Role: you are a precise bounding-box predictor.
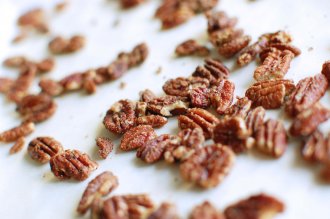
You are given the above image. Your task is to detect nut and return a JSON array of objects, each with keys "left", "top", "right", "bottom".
[
  {"left": 190, "top": 201, "right": 225, "bottom": 219},
  {"left": 18, "top": 8, "right": 49, "bottom": 33},
  {"left": 0, "top": 122, "right": 35, "bottom": 143},
  {"left": 245, "top": 79, "right": 295, "bottom": 109},
  {"left": 96, "top": 137, "right": 114, "bottom": 159},
  {"left": 120, "top": 125, "right": 157, "bottom": 151},
  {"left": 254, "top": 49, "right": 295, "bottom": 81},
  {"left": 224, "top": 193, "right": 285, "bottom": 219},
  {"left": 147, "top": 202, "right": 179, "bottom": 219},
  {"left": 50, "top": 149, "right": 98, "bottom": 181},
  {"left": 137, "top": 134, "right": 180, "bottom": 163},
  {"left": 189, "top": 87, "right": 210, "bottom": 108},
  {"left": 121, "top": 0, "right": 145, "bottom": 8},
  {"left": 320, "top": 164, "right": 330, "bottom": 183},
  {"left": 103, "top": 99, "right": 137, "bottom": 134},
  {"left": 16, "top": 93, "right": 57, "bottom": 123},
  {"left": 213, "top": 116, "right": 254, "bottom": 153},
  {"left": 255, "top": 119, "right": 287, "bottom": 158},
  {"left": 224, "top": 97, "right": 252, "bottom": 118},
  {"left": 77, "top": 171, "right": 119, "bottom": 214},
  {"left": 209, "top": 79, "right": 235, "bottom": 114},
  {"left": 175, "top": 39, "right": 210, "bottom": 57},
  {"left": 136, "top": 115, "right": 168, "bottom": 128},
  {"left": 48, "top": 35, "right": 85, "bottom": 54},
  {"left": 285, "top": 74, "right": 328, "bottom": 116},
  {"left": 28, "top": 137, "right": 64, "bottom": 163},
  {"left": 206, "top": 11, "right": 237, "bottom": 34},
  {"left": 289, "top": 103, "right": 330, "bottom": 137},
  {"left": 9, "top": 137, "right": 25, "bottom": 155},
  {"left": 0, "top": 77, "right": 14, "bottom": 93},
  {"left": 321, "top": 60, "right": 330, "bottom": 83},
  {"left": 39, "top": 78, "right": 63, "bottom": 96},
  {"left": 163, "top": 76, "right": 209, "bottom": 97},
  {"left": 7, "top": 66, "right": 37, "bottom": 103},
  {"left": 245, "top": 106, "right": 266, "bottom": 136},
  {"left": 147, "top": 95, "right": 189, "bottom": 117},
  {"left": 192, "top": 58, "right": 230, "bottom": 85},
  {"left": 178, "top": 108, "right": 219, "bottom": 139},
  {"left": 180, "top": 144, "right": 235, "bottom": 188},
  {"left": 301, "top": 130, "right": 328, "bottom": 163},
  {"left": 140, "top": 89, "right": 157, "bottom": 102}
]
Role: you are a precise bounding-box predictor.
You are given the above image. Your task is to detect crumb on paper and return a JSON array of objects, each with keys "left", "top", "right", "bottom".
[
  {"left": 155, "top": 66, "right": 162, "bottom": 75},
  {"left": 119, "top": 82, "right": 126, "bottom": 89},
  {"left": 308, "top": 47, "right": 314, "bottom": 52}
]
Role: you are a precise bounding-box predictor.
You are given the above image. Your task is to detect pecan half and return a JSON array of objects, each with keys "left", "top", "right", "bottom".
[
  {"left": 18, "top": 8, "right": 49, "bottom": 33},
  {"left": 16, "top": 93, "right": 57, "bottom": 123},
  {"left": 224, "top": 97, "right": 252, "bottom": 118},
  {"left": 77, "top": 171, "right": 119, "bottom": 214},
  {"left": 321, "top": 60, "right": 330, "bottom": 83},
  {"left": 148, "top": 203, "right": 179, "bottom": 219},
  {"left": 50, "top": 149, "right": 98, "bottom": 181},
  {"left": 213, "top": 116, "right": 254, "bottom": 153},
  {"left": 137, "top": 134, "right": 180, "bottom": 163},
  {"left": 28, "top": 137, "right": 64, "bottom": 163},
  {"left": 245, "top": 79, "right": 295, "bottom": 109},
  {"left": 0, "top": 77, "right": 14, "bottom": 93},
  {"left": 175, "top": 39, "right": 210, "bottom": 57},
  {"left": 137, "top": 134, "right": 181, "bottom": 163},
  {"left": 320, "top": 165, "right": 330, "bottom": 183},
  {"left": 163, "top": 76, "right": 209, "bottom": 97},
  {"left": 224, "top": 193, "right": 285, "bottom": 219},
  {"left": 190, "top": 201, "right": 225, "bottom": 219},
  {"left": 301, "top": 130, "right": 328, "bottom": 163},
  {"left": 147, "top": 95, "right": 189, "bottom": 117},
  {"left": 178, "top": 108, "right": 219, "bottom": 139},
  {"left": 192, "top": 58, "right": 230, "bottom": 84},
  {"left": 0, "top": 122, "right": 35, "bottom": 143},
  {"left": 210, "top": 28, "right": 251, "bottom": 58},
  {"left": 289, "top": 103, "right": 330, "bottom": 137},
  {"left": 189, "top": 87, "right": 210, "bottom": 108},
  {"left": 245, "top": 106, "right": 266, "bottom": 136},
  {"left": 164, "top": 128, "right": 204, "bottom": 163},
  {"left": 102, "top": 194, "right": 154, "bottom": 219},
  {"left": 209, "top": 79, "right": 235, "bottom": 114},
  {"left": 48, "top": 35, "right": 85, "bottom": 54},
  {"left": 121, "top": 0, "right": 145, "bottom": 8},
  {"left": 140, "top": 89, "right": 157, "bottom": 102},
  {"left": 9, "top": 137, "right": 25, "bottom": 155},
  {"left": 136, "top": 115, "right": 168, "bottom": 128},
  {"left": 255, "top": 119, "right": 287, "bottom": 158},
  {"left": 285, "top": 74, "right": 328, "bottom": 116},
  {"left": 254, "top": 49, "right": 295, "bottom": 81},
  {"left": 180, "top": 144, "right": 235, "bottom": 188},
  {"left": 103, "top": 99, "right": 136, "bottom": 134},
  {"left": 120, "top": 125, "right": 157, "bottom": 151},
  {"left": 7, "top": 66, "right": 37, "bottom": 103},
  {"left": 39, "top": 78, "right": 64, "bottom": 96},
  {"left": 206, "top": 11, "right": 237, "bottom": 34},
  {"left": 3, "top": 56, "right": 54, "bottom": 73},
  {"left": 96, "top": 137, "right": 114, "bottom": 159}
]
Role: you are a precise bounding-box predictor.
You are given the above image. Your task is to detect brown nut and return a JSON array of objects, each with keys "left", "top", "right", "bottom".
[
  {"left": 206, "top": 11, "right": 237, "bottom": 34},
  {"left": 289, "top": 103, "right": 330, "bottom": 137},
  {"left": 285, "top": 74, "right": 328, "bottom": 117},
  {"left": 0, "top": 122, "right": 35, "bottom": 143},
  {"left": 245, "top": 79, "right": 295, "bottom": 109},
  {"left": 96, "top": 137, "right": 114, "bottom": 159},
  {"left": 28, "top": 137, "right": 64, "bottom": 163},
  {"left": 320, "top": 164, "right": 330, "bottom": 183},
  {"left": 189, "top": 87, "right": 210, "bottom": 108},
  {"left": 180, "top": 144, "right": 235, "bottom": 188},
  {"left": 192, "top": 58, "right": 230, "bottom": 84},
  {"left": 0, "top": 77, "right": 14, "bottom": 93},
  {"left": 148, "top": 202, "right": 179, "bottom": 219},
  {"left": 209, "top": 79, "right": 235, "bottom": 114},
  {"left": 39, "top": 78, "right": 64, "bottom": 96},
  {"left": 120, "top": 125, "right": 157, "bottom": 151},
  {"left": 224, "top": 193, "right": 285, "bottom": 219},
  {"left": 137, "top": 134, "right": 180, "bottom": 163},
  {"left": 178, "top": 108, "right": 219, "bottom": 139},
  {"left": 17, "top": 8, "right": 49, "bottom": 33},
  {"left": 255, "top": 119, "right": 287, "bottom": 158},
  {"left": 163, "top": 76, "right": 209, "bottom": 97},
  {"left": 50, "top": 149, "right": 98, "bottom": 181},
  {"left": 136, "top": 115, "right": 168, "bottom": 128},
  {"left": 48, "top": 35, "right": 85, "bottom": 54},
  {"left": 9, "top": 137, "right": 25, "bottom": 155},
  {"left": 224, "top": 97, "right": 252, "bottom": 118},
  {"left": 245, "top": 106, "right": 266, "bottom": 136},
  {"left": 321, "top": 60, "right": 330, "bottom": 83},
  {"left": 190, "top": 201, "right": 225, "bottom": 219},
  {"left": 301, "top": 130, "right": 329, "bottom": 163},
  {"left": 175, "top": 39, "right": 210, "bottom": 57},
  {"left": 103, "top": 99, "right": 137, "bottom": 134},
  {"left": 213, "top": 116, "right": 254, "bottom": 153},
  {"left": 77, "top": 171, "right": 119, "bottom": 214},
  {"left": 147, "top": 95, "right": 189, "bottom": 117}
]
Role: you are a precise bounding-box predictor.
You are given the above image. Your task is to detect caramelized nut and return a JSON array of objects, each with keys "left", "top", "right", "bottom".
[
  {"left": 28, "top": 137, "right": 64, "bottom": 163},
  {"left": 0, "top": 122, "right": 35, "bottom": 143},
  {"left": 120, "top": 125, "right": 157, "bottom": 151},
  {"left": 96, "top": 137, "right": 114, "bottom": 159}
]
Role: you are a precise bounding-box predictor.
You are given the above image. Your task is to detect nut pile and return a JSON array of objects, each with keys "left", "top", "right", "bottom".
[{"left": 77, "top": 171, "right": 285, "bottom": 219}]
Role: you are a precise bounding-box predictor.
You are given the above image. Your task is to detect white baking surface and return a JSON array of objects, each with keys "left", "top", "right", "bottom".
[{"left": 0, "top": 0, "right": 330, "bottom": 218}]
